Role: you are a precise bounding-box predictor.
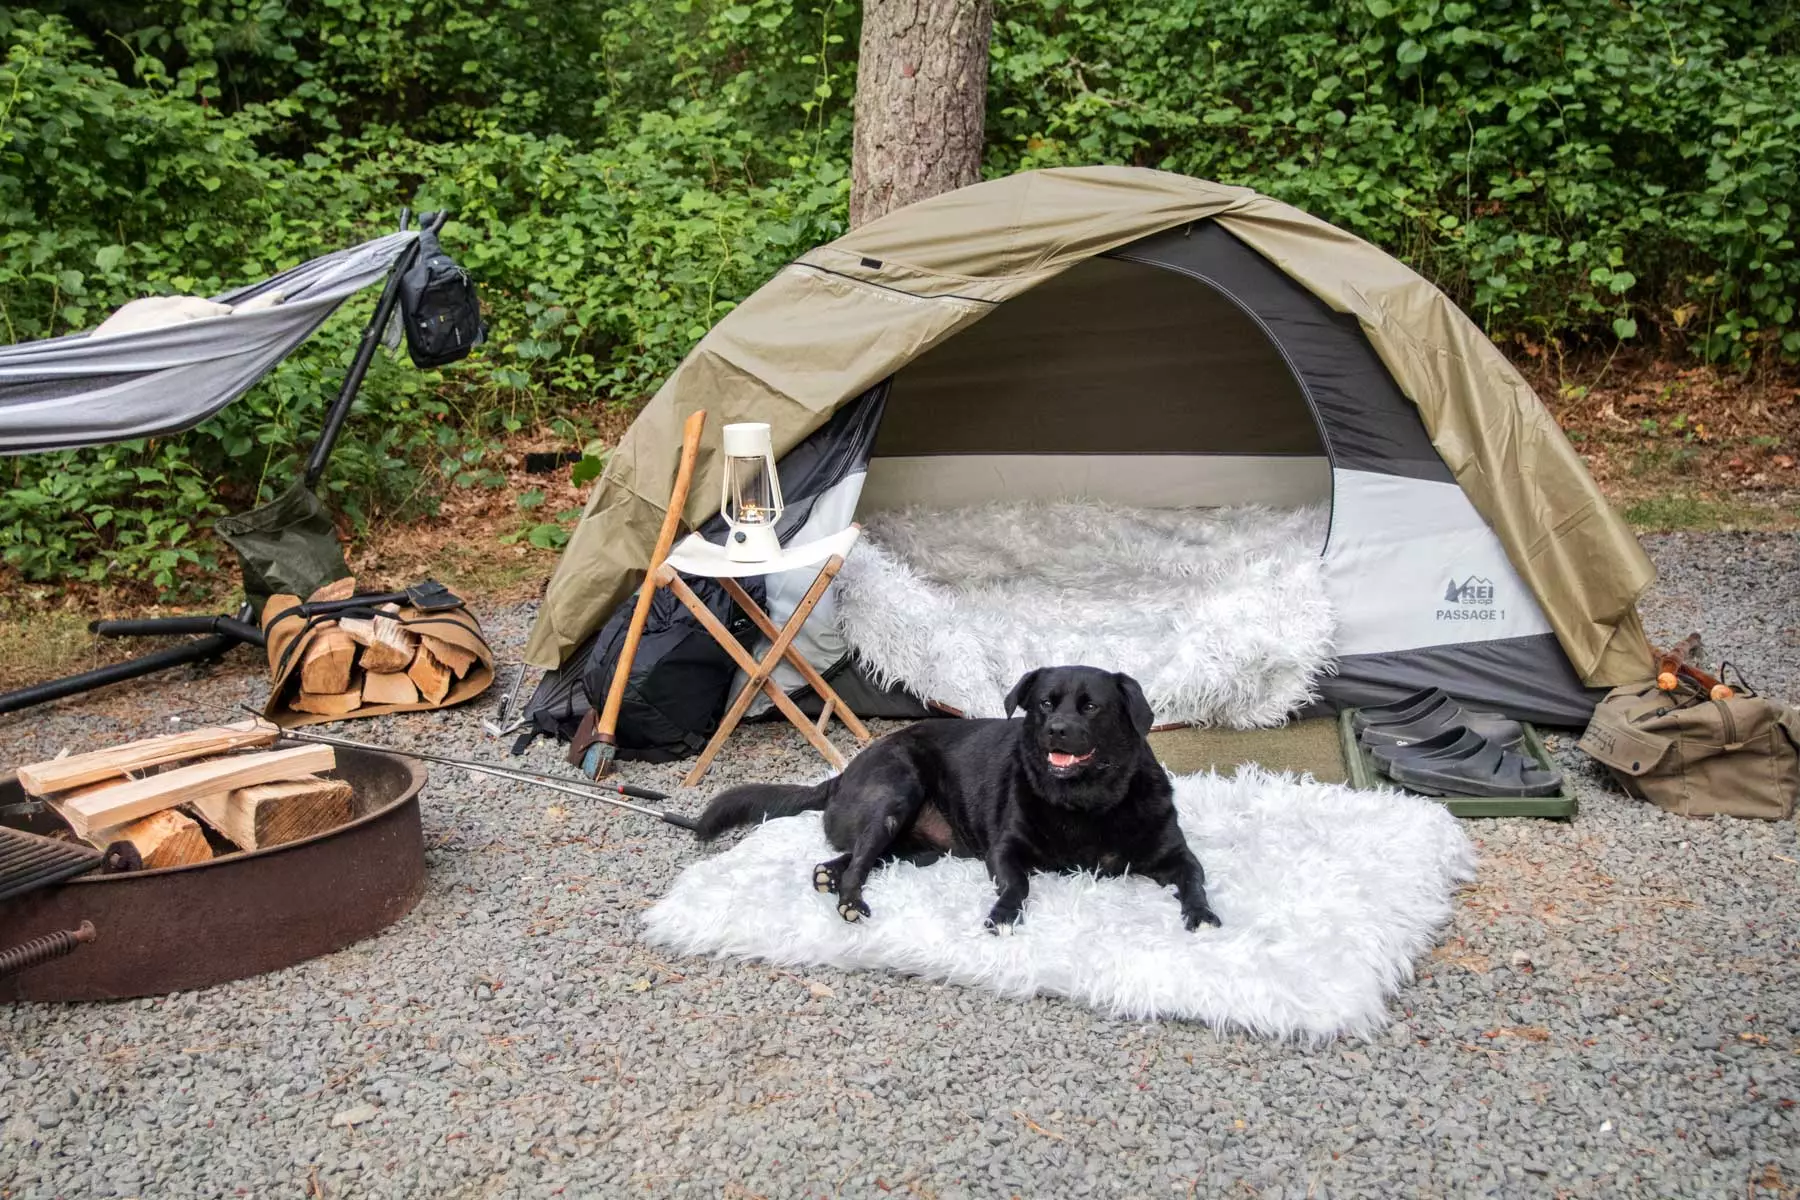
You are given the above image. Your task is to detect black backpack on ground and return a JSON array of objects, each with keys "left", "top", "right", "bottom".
[
  {"left": 576, "top": 576, "right": 762, "bottom": 762},
  {"left": 398, "top": 227, "right": 484, "bottom": 368}
]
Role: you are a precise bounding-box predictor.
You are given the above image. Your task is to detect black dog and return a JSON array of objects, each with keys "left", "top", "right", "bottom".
[{"left": 695, "top": 666, "right": 1220, "bottom": 934}]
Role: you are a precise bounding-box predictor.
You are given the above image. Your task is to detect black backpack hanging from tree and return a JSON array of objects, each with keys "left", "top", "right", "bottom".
[{"left": 397, "top": 224, "right": 485, "bottom": 368}]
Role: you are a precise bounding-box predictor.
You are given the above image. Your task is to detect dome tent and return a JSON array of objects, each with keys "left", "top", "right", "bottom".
[{"left": 523, "top": 167, "right": 1654, "bottom": 732}]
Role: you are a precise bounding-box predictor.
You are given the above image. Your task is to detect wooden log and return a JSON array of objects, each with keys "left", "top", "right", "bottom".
[
  {"left": 420, "top": 634, "right": 477, "bottom": 679},
  {"left": 362, "top": 616, "right": 417, "bottom": 673},
  {"left": 338, "top": 616, "right": 416, "bottom": 671},
  {"left": 191, "top": 775, "right": 353, "bottom": 851},
  {"left": 307, "top": 576, "right": 356, "bottom": 604},
  {"left": 49, "top": 745, "right": 335, "bottom": 839},
  {"left": 16, "top": 719, "right": 279, "bottom": 797},
  {"left": 361, "top": 671, "right": 419, "bottom": 706},
  {"left": 291, "top": 684, "right": 363, "bottom": 716},
  {"left": 300, "top": 628, "right": 358, "bottom": 694},
  {"left": 86, "top": 809, "right": 212, "bottom": 870},
  {"left": 407, "top": 643, "right": 452, "bottom": 705}
]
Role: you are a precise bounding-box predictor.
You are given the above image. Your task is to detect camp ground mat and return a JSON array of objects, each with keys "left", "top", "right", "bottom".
[
  {"left": 1338, "top": 710, "right": 1579, "bottom": 819},
  {"left": 1148, "top": 718, "right": 1347, "bottom": 783}
]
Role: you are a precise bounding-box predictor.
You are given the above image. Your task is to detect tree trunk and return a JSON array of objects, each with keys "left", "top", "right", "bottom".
[{"left": 850, "top": 0, "right": 993, "bottom": 229}]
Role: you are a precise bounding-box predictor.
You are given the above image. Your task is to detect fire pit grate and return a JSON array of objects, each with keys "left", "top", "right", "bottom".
[{"left": 0, "top": 826, "right": 103, "bottom": 904}]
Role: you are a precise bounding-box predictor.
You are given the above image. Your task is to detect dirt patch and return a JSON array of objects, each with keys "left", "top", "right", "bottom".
[{"left": 1525, "top": 348, "right": 1800, "bottom": 530}]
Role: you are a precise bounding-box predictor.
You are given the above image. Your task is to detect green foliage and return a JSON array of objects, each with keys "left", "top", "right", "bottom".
[
  {"left": 1, "top": 0, "right": 1796, "bottom": 592},
  {"left": 0, "top": 2, "right": 855, "bottom": 589},
  {"left": 990, "top": 0, "right": 1799, "bottom": 363}
]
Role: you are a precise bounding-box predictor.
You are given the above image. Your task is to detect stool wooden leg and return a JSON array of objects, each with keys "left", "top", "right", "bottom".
[
  {"left": 719, "top": 571, "right": 874, "bottom": 746},
  {"left": 659, "top": 566, "right": 850, "bottom": 786}
]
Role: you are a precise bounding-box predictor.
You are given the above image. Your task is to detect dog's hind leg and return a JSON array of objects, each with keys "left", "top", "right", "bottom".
[
  {"left": 829, "top": 783, "right": 928, "bottom": 924},
  {"left": 812, "top": 853, "right": 850, "bottom": 895}
]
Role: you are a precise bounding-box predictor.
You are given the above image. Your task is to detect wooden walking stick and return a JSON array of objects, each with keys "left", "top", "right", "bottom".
[
  {"left": 583, "top": 409, "right": 708, "bottom": 778},
  {"left": 1654, "top": 632, "right": 1736, "bottom": 700}
]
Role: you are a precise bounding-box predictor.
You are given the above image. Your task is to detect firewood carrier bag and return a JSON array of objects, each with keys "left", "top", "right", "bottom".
[
  {"left": 1579, "top": 678, "right": 1800, "bottom": 820},
  {"left": 261, "top": 596, "right": 495, "bottom": 728}
]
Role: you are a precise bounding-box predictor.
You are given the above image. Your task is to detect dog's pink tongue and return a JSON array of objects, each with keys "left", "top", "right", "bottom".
[{"left": 1048, "top": 751, "right": 1091, "bottom": 768}]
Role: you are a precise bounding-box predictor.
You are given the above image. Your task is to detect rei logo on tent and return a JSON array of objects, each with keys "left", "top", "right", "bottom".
[{"left": 1439, "top": 576, "right": 1501, "bottom": 621}]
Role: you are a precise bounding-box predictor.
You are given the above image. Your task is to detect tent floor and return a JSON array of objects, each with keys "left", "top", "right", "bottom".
[{"left": 1147, "top": 718, "right": 1347, "bottom": 784}]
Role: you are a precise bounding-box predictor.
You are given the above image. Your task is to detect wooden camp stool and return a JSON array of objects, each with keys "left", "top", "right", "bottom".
[{"left": 656, "top": 525, "right": 873, "bottom": 787}]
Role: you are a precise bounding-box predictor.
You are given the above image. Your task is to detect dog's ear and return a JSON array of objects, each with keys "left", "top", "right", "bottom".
[
  {"left": 1003, "top": 669, "right": 1043, "bottom": 718},
  {"left": 1114, "top": 672, "right": 1154, "bottom": 736}
]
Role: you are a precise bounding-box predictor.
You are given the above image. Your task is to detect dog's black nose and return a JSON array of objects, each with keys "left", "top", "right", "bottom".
[{"left": 1046, "top": 717, "right": 1070, "bottom": 738}]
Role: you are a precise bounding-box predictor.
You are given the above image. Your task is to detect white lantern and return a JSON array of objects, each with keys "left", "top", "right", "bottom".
[{"left": 720, "top": 422, "right": 784, "bottom": 562}]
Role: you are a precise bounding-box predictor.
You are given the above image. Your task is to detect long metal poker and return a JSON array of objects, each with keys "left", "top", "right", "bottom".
[{"left": 220, "top": 712, "right": 699, "bottom": 831}]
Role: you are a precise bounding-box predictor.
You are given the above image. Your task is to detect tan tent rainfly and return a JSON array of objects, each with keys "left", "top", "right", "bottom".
[{"left": 525, "top": 166, "right": 1653, "bottom": 724}]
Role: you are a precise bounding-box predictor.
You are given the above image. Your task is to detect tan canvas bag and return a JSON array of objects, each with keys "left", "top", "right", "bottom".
[
  {"left": 261, "top": 600, "right": 495, "bottom": 729},
  {"left": 1579, "top": 679, "right": 1800, "bottom": 819}
]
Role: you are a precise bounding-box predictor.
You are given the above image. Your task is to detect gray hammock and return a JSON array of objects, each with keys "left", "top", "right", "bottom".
[
  {"left": 0, "top": 231, "right": 417, "bottom": 455},
  {"left": 0, "top": 221, "right": 456, "bottom": 717}
]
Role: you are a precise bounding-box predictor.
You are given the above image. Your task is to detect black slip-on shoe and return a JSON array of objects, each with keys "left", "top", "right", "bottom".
[
  {"left": 1350, "top": 687, "right": 1449, "bottom": 735},
  {"left": 1358, "top": 698, "right": 1523, "bottom": 750},
  {"left": 1387, "top": 740, "right": 1563, "bottom": 798}
]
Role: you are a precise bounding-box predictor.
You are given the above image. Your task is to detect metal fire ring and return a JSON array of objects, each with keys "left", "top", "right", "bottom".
[{"left": 0, "top": 746, "right": 427, "bottom": 1002}]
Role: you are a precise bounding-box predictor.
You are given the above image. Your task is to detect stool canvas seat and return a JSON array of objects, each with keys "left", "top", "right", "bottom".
[{"left": 662, "top": 525, "right": 860, "bottom": 580}]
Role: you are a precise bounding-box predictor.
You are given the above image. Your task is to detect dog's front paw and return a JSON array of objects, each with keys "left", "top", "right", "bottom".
[
  {"left": 1183, "top": 901, "right": 1222, "bottom": 931},
  {"left": 813, "top": 861, "right": 840, "bottom": 894},
  {"left": 837, "top": 896, "right": 871, "bottom": 923},
  {"left": 983, "top": 906, "right": 1023, "bottom": 936}
]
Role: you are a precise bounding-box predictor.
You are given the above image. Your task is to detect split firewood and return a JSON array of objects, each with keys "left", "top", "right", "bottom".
[
  {"left": 15, "top": 719, "right": 279, "bottom": 797},
  {"left": 191, "top": 775, "right": 353, "bottom": 851},
  {"left": 421, "top": 634, "right": 477, "bottom": 679},
  {"left": 337, "top": 615, "right": 416, "bottom": 672},
  {"left": 307, "top": 576, "right": 356, "bottom": 604},
  {"left": 291, "top": 684, "right": 363, "bottom": 716},
  {"left": 49, "top": 745, "right": 335, "bottom": 839},
  {"left": 365, "top": 616, "right": 417, "bottom": 672},
  {"left": 407, "top": 642, "right": 452, "bottom": 704},
  {"left": 85, "top": 808, "right": 212, "bottom": 870},
  {"left": 300, "top": 628, "right": 358, "bottom": 694},
  {"left": 361, "top": 670, "right": 420, "bottom": 706}
]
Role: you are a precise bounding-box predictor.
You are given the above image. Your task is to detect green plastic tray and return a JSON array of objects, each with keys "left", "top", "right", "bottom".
[{"left": 1338, "top": 710, "right": 1578, "bottom": 819}]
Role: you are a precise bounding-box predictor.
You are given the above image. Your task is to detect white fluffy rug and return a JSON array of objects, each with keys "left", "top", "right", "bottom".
[
  {"left": 832, "top": 501, "right": 1335, "bottom": 727},
  {"left": 644, "top": 768, "right": 1475, "bottom": 1040}
]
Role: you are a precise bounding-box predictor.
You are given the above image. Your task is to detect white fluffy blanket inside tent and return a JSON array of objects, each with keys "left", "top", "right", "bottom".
[
  {"left": 831, "top": 501, "right": 1335, "bottom": 727},
  {"left": 645, "top": 769, "right": 1476, "bottom": 1040}
]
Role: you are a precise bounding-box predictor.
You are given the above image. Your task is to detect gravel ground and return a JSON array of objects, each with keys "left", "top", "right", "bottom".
[{"left": 2, "top": 532, "right": 1798, "bottom": 1198}]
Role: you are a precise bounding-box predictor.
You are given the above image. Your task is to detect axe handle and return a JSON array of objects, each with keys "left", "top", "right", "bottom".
[
  {"left": 1677, "top": 661, "right": 1735, "bottom": 701},
  {"left": 595, "top": 410, "right": 707, "bottom": 755},
  {"left": 1656, "top": 633, "right": 1704, "bottom": 692}
]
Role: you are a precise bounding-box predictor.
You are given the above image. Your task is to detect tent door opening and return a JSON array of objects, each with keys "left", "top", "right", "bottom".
[{"left": 863, "top": 250, "right": 1333, "bottom": 523}]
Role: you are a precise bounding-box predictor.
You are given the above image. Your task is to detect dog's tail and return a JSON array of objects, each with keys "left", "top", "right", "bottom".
[{"left": 694, "top": 779, "right": 833, "bottom": 841}]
